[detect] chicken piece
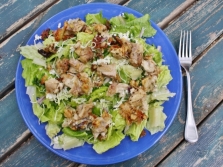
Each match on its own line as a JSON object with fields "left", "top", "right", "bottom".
{"left": 141, "top": 59, "right": 156, "bottom": 73}
{"left": 61, "top": 73, "right": 81, "bottom": 96}
{"left": 62, "top": 104, "right": 95, "bottom": 131}
{"left": 66, "top": 19, "right": 86, "bottom": 34}
{"left": 55, "top": 58, "right": 70, "bottom": 75}
{"left": 92, "top": 72, "right": 104, "bottom": 87}
{"left": 77, "top": 72, "right": 93, "bottom": 95}
{"left": 54, "top": 27, "right": 66, "bottom": 41}
{"left": 107, "top": 82, "right": 118, "bottom": 96}
{"left": 69, "top": 58, "right": 85, "bottom": 73}
{"left": 93, "top": 23, "right": 108, "bottom": 33}
{"left": 116, "top": 83, "right": 129, "bottom": 94}
{"left": 129, "top": 89, "right": 147, "bottom": 110}
{"left": 45, "top": 78, "right": 63, "bottom": 94}
{"left": 110, "top": 37, "right": 132, "bottom": 59}
{"left": 107, "top": 82, "right": 129, "bottom": 96}
{"left": 75, "top": 46, "right": 94, "bottom": 63}
{"left": 142, "top": 75, "right": 158, "bottom": 92}
{"left": 64, "top": 107, "right": 75, "bottom": 118}
{"left": 97, "top": 64, "right": 116, "bottom": 77}
{"left": 129, "top": 43, "right": 143, "bottom": 67}
{"left": 92, "top": 111, "right": 112, "bottom": 140}
{"left": 119, "top": 102, "right": 147, "bottom": 125}
{"left": 76, "top": 103, "right": 94, "bottom": 118}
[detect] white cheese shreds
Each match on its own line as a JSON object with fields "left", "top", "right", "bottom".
{"left": 92, "top": 56, "right": 111, "bottom": 65}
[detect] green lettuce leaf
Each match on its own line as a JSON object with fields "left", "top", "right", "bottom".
{"left": 51, "top": 134, "right": 84, "bottom": 150}
{"left": 45, "top": 123, "right": 61, "bottom": 139}
{"left": 151, "top": 87, "right": 175, "bottom": 101}
{"left": 43, "top": 99, "right": 65, "bottom": 124}
{"left": 146, "top": 103, "right": 167, "bottom": 135}
{"left": 93, "top": 130, "right": 125, "bottom": 154}
{"left": 122, "top": 65, "right": 143, "bottom": 80}
{"left": 111, "top": 110, "right": 126, "bottom": 130}
{"left": 77, "top": 32, "right": 94, "bottom": 46}
{"left": 21, "top": 59, "right": 44, "bottom": 86}
{"left": 20, "top": 45, "right": 46, "bottom": 67}
{"left": 110, "top": 14, "right": 156, "bottom": 37}
{"left": 43, "top": 36, "right": 55, "bottom": 46}
{"left": 125, "top": 120, "right": 147, "bottom": 141}
{"left": 157, "top": 65, "right": 172, "bottom": 89}
{"left": 62, "top": 127, "right": 90, "bottom": 140}
{"left": 86, "top": 12, "right": 107, "bottom": 25}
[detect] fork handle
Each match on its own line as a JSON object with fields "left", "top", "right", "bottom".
{"left": 184, "top": 69, "right": 198, "bottom": 143}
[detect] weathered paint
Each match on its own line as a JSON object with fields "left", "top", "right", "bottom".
{"left": 164, "top": 0, "right": 223, "bottom": 59}
{"left": 159, "top": 102, "right": 223, "bottom": 167}
{"left": 0, "top": 90, "right": 29, "bottom": 159}
{"left": 1, "top": 0, "right": 223, "bottom": 166}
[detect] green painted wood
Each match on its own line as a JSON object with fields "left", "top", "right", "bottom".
{"left": 2, "top": 0, "right": 223, "bottom": 166}
{"left": 0, "top": 136, "right": 76, "bottom": 167}
{"left": 0, "top": 18, "right": 44, "bottom": 93}
{"left": 0, "top": 0, "right": 45, "bottom": 35}
{"left": 0, "top": 90, "right": 29, "bottom": 159}
{"left": 159, "top": 103, "right": 223, "bottom": 167}
{"left": 125, "top": 0, "right": 185, "bottom": 24}
{"left": 164, "top": 0, "right": 223, "bottom": 59}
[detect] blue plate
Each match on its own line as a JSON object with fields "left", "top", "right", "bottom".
{"left": 15, "top": 3, "right": 182, "bottom": 165}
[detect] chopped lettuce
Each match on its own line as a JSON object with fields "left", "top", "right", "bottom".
{"left": 110, "top": 14, "right": 156, "bottom": 37}
{"left": 21, "top": 59, "right": 47, "bottom": 87}
{"left": 151, "top": 87, "right": 176, "bottom": 101}
{"left": 62, "top": 127, "right": 90, "bottom": 139}
{"left": 77, "top": 32, "right": 94, "bottom": 46}
{"left": 20, "top": 45, "right": 46, "bottom": 67}
{"left": 46, "top": 123, "right": 61, "bottom": 139}
{"left": 43, "top": 36, "right": 55, "bottom": 46}
{"left": 86, "top": 12, "right": 107, "bottom": 25}
{"left": 157, "top": 66, "right": 173, "bottom": 89}
{"left": 122, "top": 65, "right": 143, "bottom": 80}
{"left": 125, "top": 120, "right": 147, "bottom": 141}
{"left": 93, "top": 130, "right": 125, "bottom": 154}
{"left": 51, "top": 134, "right": 84, "bottom": 150}
{"left": 146, "top": 103, "right": 167, "bottom": 135}
{"left": 111, "top": 111, "right": 126, "bottom": 130}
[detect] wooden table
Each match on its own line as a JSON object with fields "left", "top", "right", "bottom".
{"left": 1, "top": 0, "right": 223, "bottom": 166}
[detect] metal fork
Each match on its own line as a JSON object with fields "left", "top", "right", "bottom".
{"left": 178, "top": 30, "right": 198, "bottom": 143}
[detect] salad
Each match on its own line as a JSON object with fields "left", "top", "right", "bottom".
{"left": 20, "top": 12, "right": 175, "bottom": 154}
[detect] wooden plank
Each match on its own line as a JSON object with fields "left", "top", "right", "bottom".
{"left": 0, "top": 136, "right": 77, "bottom": 166}
{"left": 125, "top": 0, "right": 186, "bottom": 24}
{"left": 0, "top": 0, "right": 57, "bottom": 42}
{"left": 0, "top": 17, "right": 42, "bottom": 93}
{"left": 3, "top": 0, "right": 223, "bottom": 166}
{"left": 164, "top": 0, "right": 223, "bottom": 59}
{"left": 159, "top": 103, "right": 223, "bottom": 167}
{"left": 0, "top": 90, "right": 30, "bottom": 160}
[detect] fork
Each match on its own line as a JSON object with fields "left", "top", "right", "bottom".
{"left": 178, "top": 30, "right": 198, "bottom": 143}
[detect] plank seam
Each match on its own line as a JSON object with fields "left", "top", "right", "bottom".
{"left": 0, "top": 130, "right": 32, "bottom": 163}
{"left": 117, "top": 0, "right": 129, "bottom": 5}
{"left": 155, "top": 99, "right": 223, "bottom": 167}
{"left": 0, "top": 0, "right": 59, "bottom": 44}
{"left": 0, "top": 81, "right": 15, "bottom": 100}
{"left": 158, "top": 0, "right": 198, "bottom": 29}
{"left": 192, "top": 30, "right": 223, "bottom": 65}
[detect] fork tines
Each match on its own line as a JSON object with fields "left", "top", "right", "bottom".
{"left": 178, "top": 30, "right": 192, "bottom": 58}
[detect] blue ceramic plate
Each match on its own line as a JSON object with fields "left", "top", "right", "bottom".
{"left": 16, "top": 3, "right": 182, "bottom": 165}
